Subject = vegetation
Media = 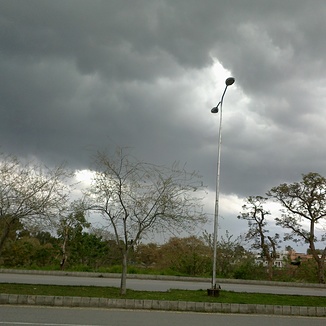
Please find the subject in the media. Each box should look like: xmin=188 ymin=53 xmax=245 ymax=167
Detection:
xmin=57 ymin=209 xmax=90 ymax=270
xmin=0 ymin=153 xmax=70 ymax=254
xmin=0 ymin=228 xmax=324 ymax=283
xmin=238 ymin=196 xmax=281 ymax=280
xmin=268 ymin=172 xmax=326 ymax=284
xmin=0 ymin=152 xmax=325 ymax=290
xmin=84 ymin=149 xmax=207 ymax=294
xmin=0 ymin=283 xmax=325 ymax=307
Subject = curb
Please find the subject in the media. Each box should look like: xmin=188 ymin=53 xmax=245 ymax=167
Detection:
xmin=0 ymin=293 xmax=325 ymax=317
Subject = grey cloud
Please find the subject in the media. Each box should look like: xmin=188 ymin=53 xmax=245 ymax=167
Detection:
xmin=1 ymin=0 xmax=326 ymax=216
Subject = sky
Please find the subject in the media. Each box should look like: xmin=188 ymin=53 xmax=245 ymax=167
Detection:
xmin=1 ymin=0 xmax=326 ymax=251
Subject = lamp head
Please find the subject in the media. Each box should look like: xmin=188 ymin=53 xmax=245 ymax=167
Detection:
xmin=211 ymin=101 xmax=221 ymax=113
xmin=225 ymin=77 xmax=235 ymax=86
xmin=211 ymin=106 xmax=219 ymax=114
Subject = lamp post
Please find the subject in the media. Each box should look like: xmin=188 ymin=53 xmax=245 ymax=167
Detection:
xmin=209 ymin=77 xmax=235 ymax=295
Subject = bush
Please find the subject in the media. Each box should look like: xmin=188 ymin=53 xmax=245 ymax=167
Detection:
xmin=233 ymin=261 xmax=266 ymax=280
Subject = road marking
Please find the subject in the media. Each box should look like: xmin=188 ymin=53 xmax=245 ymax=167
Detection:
xmin=0 ymin=322 xmax=106 ymax=326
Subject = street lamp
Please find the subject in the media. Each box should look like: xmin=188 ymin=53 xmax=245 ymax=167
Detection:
xmin=209 ymin=77 xmax=235 ymax=295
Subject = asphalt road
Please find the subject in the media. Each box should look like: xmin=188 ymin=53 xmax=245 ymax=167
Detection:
xmin=1 ymin=272 xmax=326 ymax=296
xmin=1 ymin=306 xmax=325 ymax=326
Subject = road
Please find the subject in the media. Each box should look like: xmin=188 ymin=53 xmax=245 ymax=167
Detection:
xmin=1 ymin=272 xmax=325 ymax=296
xmin=0 ymin=306 xmax=325 ymax=326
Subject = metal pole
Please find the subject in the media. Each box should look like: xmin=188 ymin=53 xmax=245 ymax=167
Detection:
xmin=211 ymin=77 xmax=235 ymax=290
xmin=212 ymin=86 xmax=225 ymax=289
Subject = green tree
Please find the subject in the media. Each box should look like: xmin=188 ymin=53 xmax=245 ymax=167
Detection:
xmin=89 ymin=228 xmax=123 ymax=266
xmin=268 ymin=172 xmax=326 ymax=283
xmin=6 ymin=236 xmax=38 ymax=267
xmin=0 ymin=227 xmax=59 ymax=268
xmin=85 ymin=148 xmax=207 ymax=294
xmin=238 ymin=196 xmax=281 ymax=280
xmin=34 ymin=231 xmax=58 ymax=246
xmin=57 ymin=209 xmax=90 ymax=270
xmin=33 ymin=242 xmax=58 ymax=267
xmin=69 ymin=232 xmax=111 ymax=270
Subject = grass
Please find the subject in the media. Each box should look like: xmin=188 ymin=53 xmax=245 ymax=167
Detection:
xmin=1 ymin=283 xmax=325 ymax=307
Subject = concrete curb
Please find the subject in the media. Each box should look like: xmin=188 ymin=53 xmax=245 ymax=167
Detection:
xmin=0 ymin=293 xmax=325 ymax=317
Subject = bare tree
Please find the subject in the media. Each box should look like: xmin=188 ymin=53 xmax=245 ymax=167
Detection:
xmin=268 ymin=172 xmax=326 ymax=284
xmin=0 ymin=154 xmax=71 ymax=254
xmin=201 ymin=230 xmax=246 ymax=278
xmin=238 ymin=196 xmax=281 ymax=280
xmin=85 ymin=149 xmax=207 ymax=294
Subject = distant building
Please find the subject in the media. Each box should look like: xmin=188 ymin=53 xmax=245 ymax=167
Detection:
xmin=288 ymin=249 xmax=313 ymax=262
xmin=254 ymin=250 xmax=288 ymax=268
xmin=254 ymin=249 xmax=319 ymax=268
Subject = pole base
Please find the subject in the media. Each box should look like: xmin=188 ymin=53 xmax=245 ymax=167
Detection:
xmin=207 ymin=287 xmax=220 ymax=297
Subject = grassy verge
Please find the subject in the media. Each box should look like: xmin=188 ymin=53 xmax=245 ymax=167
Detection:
xmin=1 ymin=283 xmax=325 ymax=307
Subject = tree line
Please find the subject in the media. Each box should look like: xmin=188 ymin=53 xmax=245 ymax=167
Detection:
xmin=0 ymin=149 xmax=206 ymax=294
xmin=1 ymin=150 xmax=326 ymax=294
xmin=0 ymin=224 xmax=323 ymax=284
xmin=0 ymin=225 xmax=246 ymax=278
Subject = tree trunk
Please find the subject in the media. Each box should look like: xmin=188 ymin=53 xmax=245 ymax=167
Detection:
xmin=309 ymin=240 xmax=325 ymax=284
xmin=0 ymin=216 xmax=17 ymax=254
xmin=0 ymin=224 xmax=10 ymax=254
xmin=60 ymin=227 xmax=68 ymax=270
xmin=317 ymin=259 xmax=325 ymax=284
xmin=321 ymin=248 xmax=326 ymax=284
xmin=267 ymin=259 xmax=274 ymax=281
xmin=120 ymin=251 xmax=128 ymax=295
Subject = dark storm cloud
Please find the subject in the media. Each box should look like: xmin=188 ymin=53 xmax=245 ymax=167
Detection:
xmin=1 ymin=0 xmax=326 ymax=209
